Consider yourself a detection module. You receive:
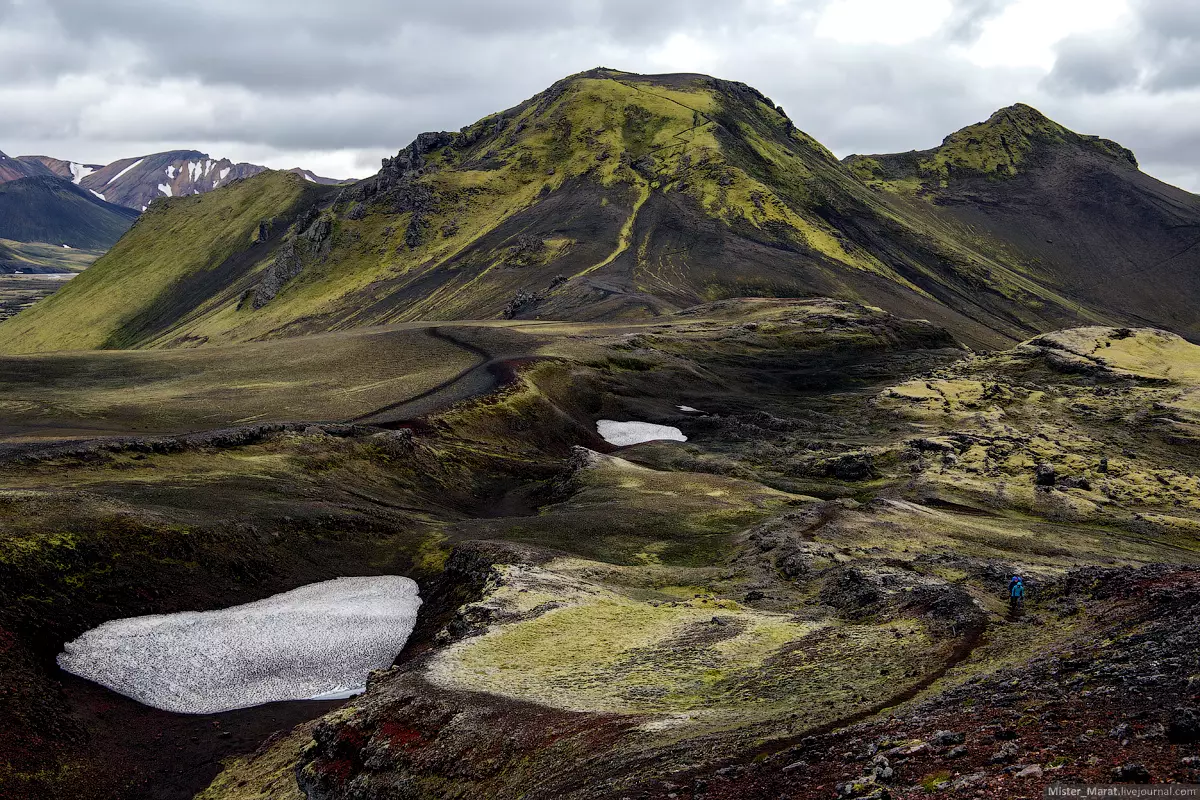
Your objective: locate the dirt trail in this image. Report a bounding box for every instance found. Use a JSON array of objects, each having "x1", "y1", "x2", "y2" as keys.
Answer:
[{"x1": 350, "y1": 326, "x2": 532, "y2": 425}]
